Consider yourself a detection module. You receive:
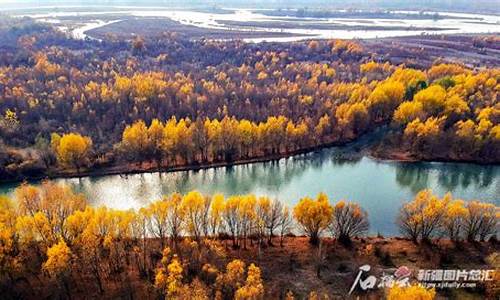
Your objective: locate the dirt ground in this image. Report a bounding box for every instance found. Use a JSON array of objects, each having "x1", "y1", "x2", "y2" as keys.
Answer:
[
  {"x1": 10, "y1": 236, "x2": 498, "y2": 299},
  {"x1": 231, "y1": 236, "x2": 499, "y2": 299}
]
